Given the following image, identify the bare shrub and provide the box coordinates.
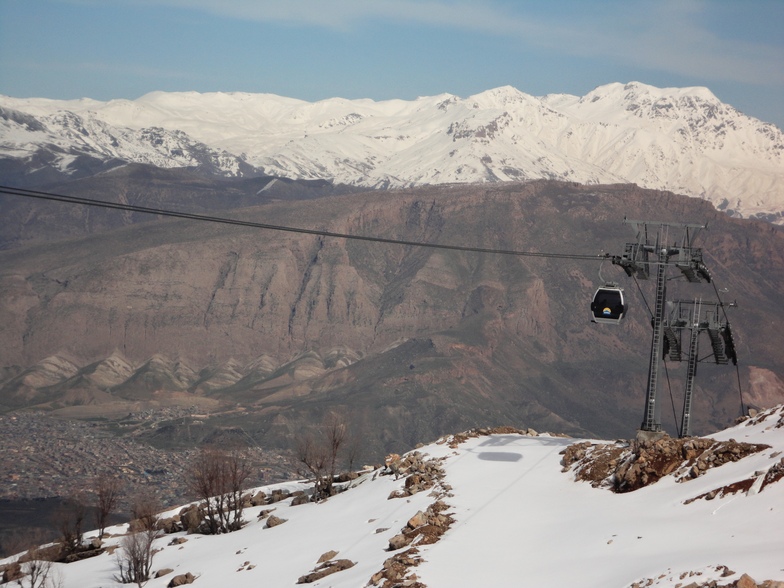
[187,448,252,534]
[130,492,160,533]
[297,413,348,500]
[94,474,122,539]
[16,546,63,588]
[114,527,158,587]
[52,496,86,556]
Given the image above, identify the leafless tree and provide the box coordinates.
[130,492,161,533]
[187,448,252,534]
[17,546,63,588]
[297,413,347,500]
[94,474,122,539]
[0,539,62,588]
[344,421,364,472]
[114,527,157,587]
[115,491,160,587]
[52,496,86,556]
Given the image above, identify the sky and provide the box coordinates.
[1,0,783,128]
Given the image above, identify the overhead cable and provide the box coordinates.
[0,185,605,261]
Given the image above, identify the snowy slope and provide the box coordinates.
[3,406,783,588]
[1,82,783,222]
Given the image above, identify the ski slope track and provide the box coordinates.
[1,82,783,224]
[2,405,783,587]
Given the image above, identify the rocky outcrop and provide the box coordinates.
[369,547,426,588]
[560,436,770,492]
[296,553,355,584]
[384,452,447,499]
[369,448,454,587]
[631,569,784,588]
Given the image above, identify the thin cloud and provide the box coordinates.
[9,58,199,81]
[76,0,784,86]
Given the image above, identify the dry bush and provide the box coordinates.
[94,474,122,538]
[130,492,161,533]
[114,527,158,587]
[297,413,348,500]
[51,496,86,557]
[16,545,63,588]
[187,448,252,534]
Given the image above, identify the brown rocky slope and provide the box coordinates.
[1,180,783,459]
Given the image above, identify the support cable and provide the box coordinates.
[0,185,605,261]
[663,360,680,435]
[632,275,654,318]
[709,279,746,417]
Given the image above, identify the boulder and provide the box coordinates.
[388,533,414,550]
[291,494,310,506]
[265,515,287,528]
[296,559,355,584]
[317,550,339,564]
[168,572,196,587]
[1,562,22,583]
[249,491,267,506]
[180,506,203,533]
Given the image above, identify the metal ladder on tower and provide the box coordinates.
[680,299,702,437]
[641,247,668,433]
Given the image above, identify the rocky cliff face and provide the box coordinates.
[1,180,783,456]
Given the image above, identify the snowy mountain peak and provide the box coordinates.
[588,81,720,103]
[468,85,533,108]
[1,83,783,223]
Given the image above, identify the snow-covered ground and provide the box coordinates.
[3,406,783,588]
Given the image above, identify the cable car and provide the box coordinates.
[591,285,627,324]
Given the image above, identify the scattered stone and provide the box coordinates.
[265,515,288,528]
[318,550,339,564]
[296,559,355,584]
[370,547,425,588]
[384,452,447,499]
[388,533,414,551]
[157,516,181,534]
[180,505,203,533]
[1,562,22,583]
[168,572,196,587]
[291,494,310,506]
[249,491,267,506]
[268,489,291,504]
[737,573,758,588]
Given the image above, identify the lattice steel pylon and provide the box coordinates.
[664,299,736,437]
[611,219,710,437]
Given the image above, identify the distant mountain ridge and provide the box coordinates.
[1,82,782,223]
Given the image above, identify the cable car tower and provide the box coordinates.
[663,299,737,436]
[610,219,714,439]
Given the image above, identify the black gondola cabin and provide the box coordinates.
[591,286,627,324]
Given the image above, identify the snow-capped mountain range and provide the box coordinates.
[1,82,783,222]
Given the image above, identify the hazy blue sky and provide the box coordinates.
[1,0,782,127]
